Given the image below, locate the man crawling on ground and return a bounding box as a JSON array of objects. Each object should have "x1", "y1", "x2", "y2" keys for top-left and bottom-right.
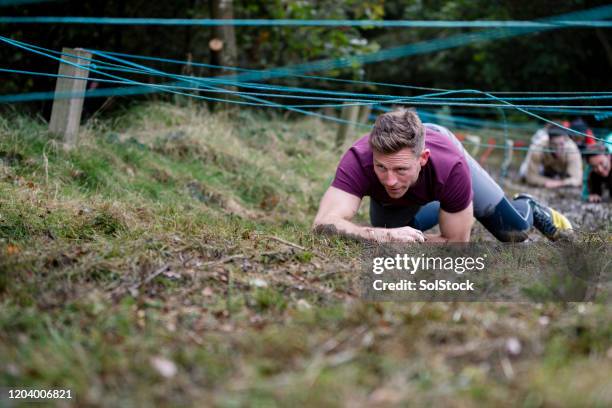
[{"x1": 313, "y1": 109, "x2": 573, "y2": 243}]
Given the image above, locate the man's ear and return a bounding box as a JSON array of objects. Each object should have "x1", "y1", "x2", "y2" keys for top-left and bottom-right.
[{"x1": 419, "y1": 148, "x2": 430, "y2": 167}]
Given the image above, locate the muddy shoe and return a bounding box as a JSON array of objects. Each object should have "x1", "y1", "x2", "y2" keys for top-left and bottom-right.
[{"x1": 514, "y1": 193, "x2": 573, "y2": 240}]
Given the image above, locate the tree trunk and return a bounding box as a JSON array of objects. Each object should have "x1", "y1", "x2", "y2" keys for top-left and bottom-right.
[
  {"x1": 210, "y1": 0, "x2": 237, "y2": 71},
  {"x1": 209, "y1": 0, "x2": 238, "y2": 111}
]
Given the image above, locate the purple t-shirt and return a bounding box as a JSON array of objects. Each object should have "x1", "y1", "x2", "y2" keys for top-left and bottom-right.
[{"x1": 331, "y1": 127, "x2": 473, "y2": 213}]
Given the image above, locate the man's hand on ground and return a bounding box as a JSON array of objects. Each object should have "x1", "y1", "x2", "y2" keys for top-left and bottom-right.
[
  {"x1": 588, "y1": 194, "x2": 602, "y2": 203},
  {"x1": 366, "y1": 226, "x2": 425, "y2": 243}
]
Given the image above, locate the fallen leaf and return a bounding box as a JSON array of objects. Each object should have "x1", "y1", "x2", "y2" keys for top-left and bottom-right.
[{"x1": 6, "y1": 244, "x2": 19, "y2": 255}]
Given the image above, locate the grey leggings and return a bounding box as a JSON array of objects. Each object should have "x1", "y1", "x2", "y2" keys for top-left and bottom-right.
[{"x1": 370, "y1": 124, "x2": 533, "y2": 242}]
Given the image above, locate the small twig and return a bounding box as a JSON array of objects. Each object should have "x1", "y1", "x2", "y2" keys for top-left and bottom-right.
[
  {"x1": 265, "y1": 235, "x2": 327, "y2": 259},
  {"x1": 86, "y1": 96, "x2": 114, "y2": 125},
  {"x1": 127, "y1": 263, "x2": 171, "y2": 296},
  {"x1": 267, "y1": 235, "x2": 307, "y2": 251},
  {"x1": 107, "y1": 263, "x2": 171, "y2": 300}
]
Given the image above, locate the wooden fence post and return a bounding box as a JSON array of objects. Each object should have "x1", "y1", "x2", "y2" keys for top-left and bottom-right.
[
  {"x1": 49, "y1": 47, "x2": 91, "y2": 148},
  {"x1": 358, "y1": 104, "x2": 372, "y2": 126},
  {"x1": 335, "y1": 103, "x2": 360, "y2": 148}
]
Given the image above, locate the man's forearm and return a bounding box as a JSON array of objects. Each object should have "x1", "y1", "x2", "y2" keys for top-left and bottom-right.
[{"x1": 313, "y1": 217, "x2": 378, "y2": 242}]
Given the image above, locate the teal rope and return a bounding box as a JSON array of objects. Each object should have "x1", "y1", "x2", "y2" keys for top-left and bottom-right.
[
  {"x1": 0, "y1": 37, "x2": 297, "y2": 109},
  {"x1": 85, "y1": 62, "x2": 612, "y2": 103},
  {"x1": 1, "y1": 16, "x2": 611, "y2": 27},
  {"x1": 223, "y1": 6, "x2": 612, "y2": 83},
  {"x1": 90, "y1": 48, "x2": 370, "y2": 128},
  {"x1": 7, "y1": 36, "x2": 571, "y2": 134},
  {"x1": 4, "y1": 64, "x2": 612, "y2": 114},
  {"x1": 21, "y1": 42, "x2": 599, "y2": 106},
  {"x1": 95, "y1": 49, "x2": 612, "y2": 97},
  {"x1": 2, "y1": 6, "x2": 612, "y2": 106},
  {"x1": 90, "y1": 49, "x2": 449, "y2": 93},
  {"x1": 91, "y1": 61, "x2": 612, "y2": 102},
  {"x1": 0, "y1": 0, "x2": 53, "y2": 6},
  {"x1": 74, "y1": 53, "x2": 612, "y2": 102},
  {"x1": 3, "y1": 65, "x2": 612, "y2": 112},
  {"x1": 1, "y1": 34, "x2": 611, "y2": 144}
]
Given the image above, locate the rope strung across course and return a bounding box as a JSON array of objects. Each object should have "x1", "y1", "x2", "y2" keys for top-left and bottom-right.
[
  {"x1": 2, "y1": 6, "x2": 612, "y2": 115},
  {"x1": 0, "y1": 47, "x2": 608, "y2": 121},
  {"x1": 4, "y1": 4, "x2": 608, "y2": 105},
  {"x1": 86, "y1": 49, "x2": 612, "y2": 98},
  {"x1": 7, "y1": 51, "x2": 604, "y2": 159},
  {"x1": 1, "y1": 36, "x2": 611, "y2": 149},
  {"x1": 77, "y1": 53, "x2": 612, "y2": 103},
  {"x1": 2, "y1": 16, "x2": 612, "y2": 28},
  {"x1": 1, "y1": 35, "x2": 375, "y2": 129},
  {"x1": 90, "y1": 58, "x2": 612, "y2": 117},
  {"x1": 2, "y1": 37, "x2": 612, "y2": 116},
  {"x1": 3, "y1": 42, "x2": 612, "y2": 121},
  {"x1": 0, "y1": 0, "x2": 54, "y2": 6},
  {"x1": 2, "y1": 34, "x2": 610, "y2": 153},
  {"x1": 218, "y1": 5, "x2": 612, "y2": 83},
  {"x1": 1, "y1": 6, "x2": 611, "y2": 146},
  {"x1": 49, "y1": 49, "x2": 612, "y2": 103}
]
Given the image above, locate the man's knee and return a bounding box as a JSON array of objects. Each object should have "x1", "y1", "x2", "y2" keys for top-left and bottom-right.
[{"x1": 477, "y1": 198, "x2": 531, "y2": 242}]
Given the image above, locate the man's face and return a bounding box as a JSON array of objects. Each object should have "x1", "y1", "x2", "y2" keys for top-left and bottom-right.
[
  {"x1": 373, "y1": 147, "x2": 430, "y2": 198},
  {"x1": 588, "y1": 154, "x2": 611, "y2": 178},
  {"x1": 549, "y1": 136, "x2": 566, "y2": 157}
]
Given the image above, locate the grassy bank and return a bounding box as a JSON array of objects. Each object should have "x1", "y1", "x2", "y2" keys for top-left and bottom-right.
[{"x1": 1, "y1": 103, "x2": 611, "y2": 407}]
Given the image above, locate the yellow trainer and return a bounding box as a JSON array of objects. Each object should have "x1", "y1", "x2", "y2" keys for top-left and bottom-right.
[{"x1": 514, "y1": 193, "x2": 573, "y2": 240}]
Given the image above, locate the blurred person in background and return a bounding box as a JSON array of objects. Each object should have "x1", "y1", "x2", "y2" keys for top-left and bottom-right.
[
  {"x1": 584, "y1": 143, "x2": 612, "y2": 202},
  {"x1": 520, "y1": 125, "x2": 583, "y2": 189}
]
